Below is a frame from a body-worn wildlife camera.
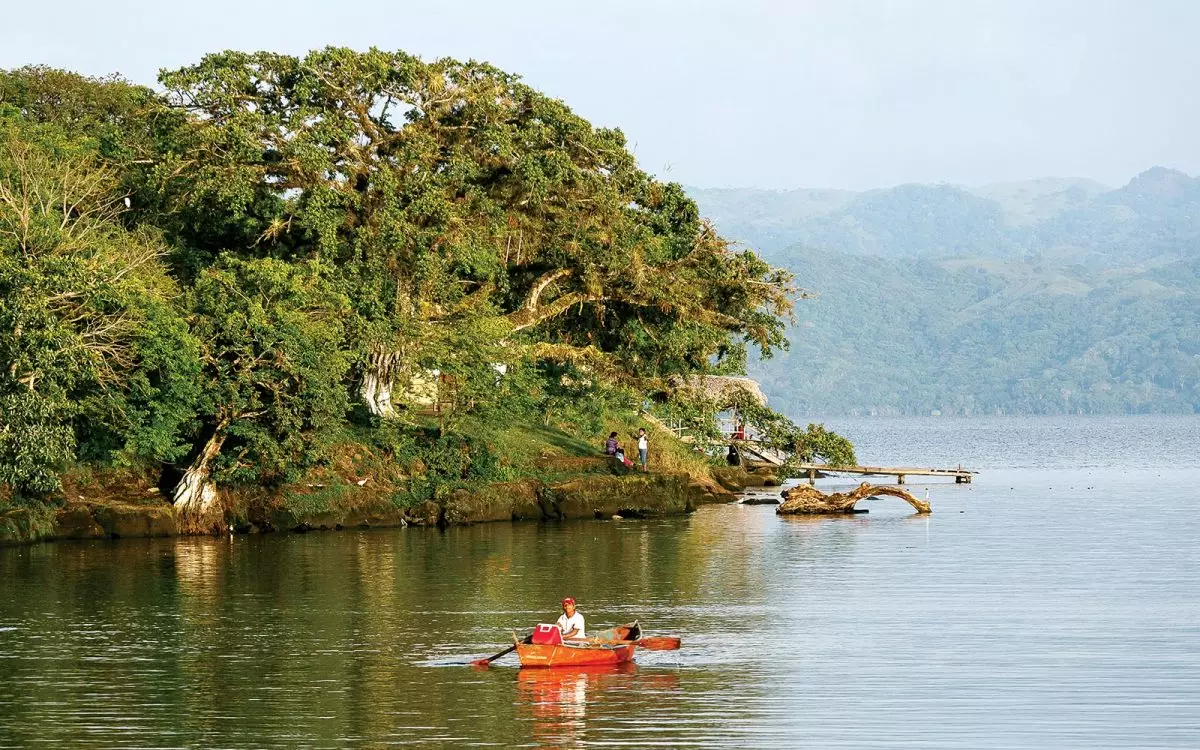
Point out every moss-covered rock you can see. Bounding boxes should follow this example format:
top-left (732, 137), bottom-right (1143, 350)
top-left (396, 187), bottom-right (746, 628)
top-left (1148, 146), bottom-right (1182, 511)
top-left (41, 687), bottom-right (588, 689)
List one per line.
top-left (549, 473), bottom-right (693, 519)
top-left (265, 502), bottom-right (410, 532)
top-left (1, 502), bottom-right (177, 544)
top-left (685, 477), bottom-right (737, 506)
top-left (52, 506), bottom-right (108, 540)
top-left (3, 460), bottom-right (731, 544)
top-left (753, 473), bottom-right (782, 487)
top-left (406, 500), bottom-right (443, 527)
top-left (91, 504), bottom-right (178, 538)
top-left (339, 506), bottom-right (409, 529)
top-left (444, 480), bottom-right (544, 524)
top-left (711, 466), bottom-right (750, 492)
top-left (1, 506), bottom-right (59, 544)
top-left (711, 466), bottom-right (782, 491)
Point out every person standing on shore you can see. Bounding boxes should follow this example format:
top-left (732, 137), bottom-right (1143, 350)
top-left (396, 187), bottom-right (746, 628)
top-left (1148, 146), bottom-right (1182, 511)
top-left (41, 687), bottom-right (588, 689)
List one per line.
top-left (637, 428), bottom-right (649, 472)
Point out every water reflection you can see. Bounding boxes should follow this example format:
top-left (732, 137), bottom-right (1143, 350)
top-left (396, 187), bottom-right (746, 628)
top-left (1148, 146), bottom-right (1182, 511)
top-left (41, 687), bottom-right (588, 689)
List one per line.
top-left (173, 536), bottom-right (225, 604)
top-left (515, 666), bottom-right (680, 749)
top-left (2, 418), bottom-right (1199, 747)
top-left (517, 666), bottom-right (617, 745)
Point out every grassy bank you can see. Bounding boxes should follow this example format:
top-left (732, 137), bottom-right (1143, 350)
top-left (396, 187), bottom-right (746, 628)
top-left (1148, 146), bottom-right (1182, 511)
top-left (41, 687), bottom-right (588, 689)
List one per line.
top-left (0, 414), bottom-right (747, 546)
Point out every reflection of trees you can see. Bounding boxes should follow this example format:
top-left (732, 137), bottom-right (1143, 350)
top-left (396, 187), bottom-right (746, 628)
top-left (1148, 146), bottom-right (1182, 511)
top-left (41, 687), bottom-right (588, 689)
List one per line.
top-left (0, 538), bottom-right (191, 745)
top-left (174, 537), bottom-right (225, 601)
top-left (675, 504), bottom-right (775, 604)
top-left (174, 537), bottom-right (230, 738)
top-left (2, 509), bottom-right (756, 745)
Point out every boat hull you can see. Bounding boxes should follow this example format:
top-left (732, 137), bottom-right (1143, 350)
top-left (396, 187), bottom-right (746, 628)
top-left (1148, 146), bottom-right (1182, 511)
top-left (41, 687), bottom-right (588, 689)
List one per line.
top-left (516, 642), bottom-right (637, 668)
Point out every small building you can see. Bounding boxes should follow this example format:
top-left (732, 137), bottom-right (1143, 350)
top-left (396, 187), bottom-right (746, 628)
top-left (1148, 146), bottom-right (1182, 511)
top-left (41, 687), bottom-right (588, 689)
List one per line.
top-left (661, 375), bottom-right (769, 442)
top-left (672, 375), bottom-right (768, 409)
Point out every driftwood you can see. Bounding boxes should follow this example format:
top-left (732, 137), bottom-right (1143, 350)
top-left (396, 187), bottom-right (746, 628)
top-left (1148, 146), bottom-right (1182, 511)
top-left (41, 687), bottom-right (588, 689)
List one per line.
top-left (777, 482), bottom-right (931, 515)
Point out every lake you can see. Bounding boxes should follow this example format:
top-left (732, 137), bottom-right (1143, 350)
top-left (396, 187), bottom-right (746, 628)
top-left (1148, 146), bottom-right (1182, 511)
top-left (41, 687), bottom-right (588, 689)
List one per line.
top-left (2, 416), bottom-right (1198, 748)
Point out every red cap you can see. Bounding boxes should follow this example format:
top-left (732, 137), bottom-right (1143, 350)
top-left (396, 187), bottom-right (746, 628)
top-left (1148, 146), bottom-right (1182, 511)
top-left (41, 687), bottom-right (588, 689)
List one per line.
top-left (562, 597), bottom-right (575, 606)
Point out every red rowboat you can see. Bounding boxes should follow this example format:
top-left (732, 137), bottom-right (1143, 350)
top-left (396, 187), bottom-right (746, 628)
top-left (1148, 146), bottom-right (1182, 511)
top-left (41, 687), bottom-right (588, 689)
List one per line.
top-left (515, 621), bottom-right (642, 669)
top-left (516, 640), bottom-right (637, 668)
top-left (471, 620), bottom-right (679, 669)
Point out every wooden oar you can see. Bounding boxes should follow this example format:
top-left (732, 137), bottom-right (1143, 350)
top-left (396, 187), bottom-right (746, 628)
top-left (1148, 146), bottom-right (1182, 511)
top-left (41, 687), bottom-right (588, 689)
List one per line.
top-left (586, 636), bottom-right (681, 650)
top-left (470, 630), bottom-right (526, 668)
top-left (635, 636), bottom-right (681, 651)
top-left (469, 643), bottom-right (517, 667)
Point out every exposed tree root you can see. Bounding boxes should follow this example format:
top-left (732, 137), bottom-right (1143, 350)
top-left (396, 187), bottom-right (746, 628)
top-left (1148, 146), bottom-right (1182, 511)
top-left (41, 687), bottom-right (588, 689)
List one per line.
top-left (777, 482), bottom-right (931, 515)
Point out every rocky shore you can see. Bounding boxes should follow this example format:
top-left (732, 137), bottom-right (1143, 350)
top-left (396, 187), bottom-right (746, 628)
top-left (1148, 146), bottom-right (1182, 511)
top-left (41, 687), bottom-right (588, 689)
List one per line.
top-left (0, 463), bottom-right (786, 546)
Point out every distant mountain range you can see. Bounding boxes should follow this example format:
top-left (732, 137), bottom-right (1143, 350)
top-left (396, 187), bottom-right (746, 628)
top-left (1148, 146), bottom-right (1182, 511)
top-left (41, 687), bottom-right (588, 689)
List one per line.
top-left (689, 168), bottom-right (1200, 416)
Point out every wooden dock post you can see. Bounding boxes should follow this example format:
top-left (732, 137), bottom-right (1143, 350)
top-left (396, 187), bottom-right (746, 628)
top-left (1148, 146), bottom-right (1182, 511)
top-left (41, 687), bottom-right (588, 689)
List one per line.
top-left (808, 467), bottom-right (817, 485)
top-left (897, 474), bottom-right (905, 484)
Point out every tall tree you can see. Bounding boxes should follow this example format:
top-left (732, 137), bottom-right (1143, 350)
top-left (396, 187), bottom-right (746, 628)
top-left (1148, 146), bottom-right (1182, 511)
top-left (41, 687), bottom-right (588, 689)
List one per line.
top-left (159, 48), bottom-right (795, 417)
top-left (173, 257), bottom-right (350, 525)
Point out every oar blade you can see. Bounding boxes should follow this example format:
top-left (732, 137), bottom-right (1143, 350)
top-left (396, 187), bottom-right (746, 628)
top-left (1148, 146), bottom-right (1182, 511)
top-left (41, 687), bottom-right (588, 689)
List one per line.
top-left (636, 636), bottom-right (682, 651)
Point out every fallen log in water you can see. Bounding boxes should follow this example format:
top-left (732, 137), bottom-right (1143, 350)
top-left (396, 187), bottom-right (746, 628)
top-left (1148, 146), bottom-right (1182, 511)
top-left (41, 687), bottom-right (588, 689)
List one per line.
top-left (777, 482), bottom-right (931, 516)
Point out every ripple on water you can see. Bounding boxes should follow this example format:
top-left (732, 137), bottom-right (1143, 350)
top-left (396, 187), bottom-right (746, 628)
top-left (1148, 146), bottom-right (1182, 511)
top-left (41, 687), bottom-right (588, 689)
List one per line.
top-left (1, 417), bottom-right (1198, 748)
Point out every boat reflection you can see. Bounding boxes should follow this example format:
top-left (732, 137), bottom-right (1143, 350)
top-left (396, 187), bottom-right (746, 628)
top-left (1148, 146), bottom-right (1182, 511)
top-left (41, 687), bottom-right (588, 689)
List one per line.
top-left (516, 664), bottom-right (655, 747)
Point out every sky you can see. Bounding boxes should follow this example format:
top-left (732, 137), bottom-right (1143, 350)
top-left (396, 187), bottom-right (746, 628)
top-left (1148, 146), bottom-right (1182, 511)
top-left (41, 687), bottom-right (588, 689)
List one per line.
top-left (3, 0), bottom-right (1198, 190)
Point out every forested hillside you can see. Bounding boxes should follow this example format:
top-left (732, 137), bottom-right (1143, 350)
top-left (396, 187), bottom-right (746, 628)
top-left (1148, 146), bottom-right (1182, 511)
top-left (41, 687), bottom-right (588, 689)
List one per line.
top-left (690, 170), bottom-right (1200, 416)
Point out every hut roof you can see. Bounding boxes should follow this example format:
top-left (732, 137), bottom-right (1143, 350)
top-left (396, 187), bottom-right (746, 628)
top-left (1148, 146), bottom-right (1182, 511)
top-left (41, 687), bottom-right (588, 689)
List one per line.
top-left (673, 375), bottom-right (768, 407)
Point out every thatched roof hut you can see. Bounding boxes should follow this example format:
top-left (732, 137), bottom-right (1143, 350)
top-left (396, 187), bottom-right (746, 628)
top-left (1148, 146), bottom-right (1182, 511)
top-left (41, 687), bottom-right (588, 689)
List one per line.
top-left (671, 375), bottom-right (768, 407)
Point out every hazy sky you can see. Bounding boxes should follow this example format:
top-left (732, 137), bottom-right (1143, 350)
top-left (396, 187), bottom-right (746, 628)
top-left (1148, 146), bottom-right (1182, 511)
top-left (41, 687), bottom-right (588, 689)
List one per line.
top-left (4, 0), bottom-right (1197, 190)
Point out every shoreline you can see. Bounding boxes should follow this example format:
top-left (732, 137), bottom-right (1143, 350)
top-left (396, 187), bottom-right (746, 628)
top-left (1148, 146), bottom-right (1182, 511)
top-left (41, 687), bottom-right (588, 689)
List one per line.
top-left (0, 466), bottom-right (782, 547)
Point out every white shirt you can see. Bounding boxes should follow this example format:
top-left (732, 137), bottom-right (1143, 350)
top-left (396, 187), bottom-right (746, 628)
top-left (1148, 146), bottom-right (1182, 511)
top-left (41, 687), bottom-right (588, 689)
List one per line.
top-left (556, 611), bottom-right (586, 639)
top-left (638, 435), bottom-right (648, 450)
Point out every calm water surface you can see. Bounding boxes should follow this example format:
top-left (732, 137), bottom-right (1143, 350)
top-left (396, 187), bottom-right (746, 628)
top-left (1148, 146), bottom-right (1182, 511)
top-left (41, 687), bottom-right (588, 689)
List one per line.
top-left (2, 416), bottom-right (1199, 748)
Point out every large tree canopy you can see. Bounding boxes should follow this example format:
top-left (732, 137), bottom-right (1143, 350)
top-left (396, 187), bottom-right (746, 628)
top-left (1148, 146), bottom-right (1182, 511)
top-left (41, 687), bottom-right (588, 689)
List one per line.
top-left (158, 48), bottom-right (795, 414)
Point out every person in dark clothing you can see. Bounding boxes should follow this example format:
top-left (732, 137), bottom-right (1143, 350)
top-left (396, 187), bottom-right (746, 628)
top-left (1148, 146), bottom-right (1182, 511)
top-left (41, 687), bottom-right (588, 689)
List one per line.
top-left (726, 444), bottom-right (741, 466)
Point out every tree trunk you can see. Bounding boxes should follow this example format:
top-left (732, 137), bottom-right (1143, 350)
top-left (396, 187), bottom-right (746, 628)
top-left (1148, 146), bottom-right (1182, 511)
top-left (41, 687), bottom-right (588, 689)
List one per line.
top-left (173, 423), bottom-right (228, 526)
top-left (361, 349), bottom-right (400, 418)
top-left (360, 370), bottom-right (396, 418)
top-left (777, 482), bottom-right (931, 515)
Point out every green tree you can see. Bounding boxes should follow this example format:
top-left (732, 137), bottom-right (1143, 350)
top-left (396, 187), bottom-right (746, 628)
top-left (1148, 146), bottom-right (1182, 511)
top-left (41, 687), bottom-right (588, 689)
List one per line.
top-left (0, 121), bottom-right (197, 495)
top-left (158, 48), bottom-right (795, 418)
top-left (173, 256), bottom-right (350, 526)
top-left (0, 65), bottom-right (191, 226)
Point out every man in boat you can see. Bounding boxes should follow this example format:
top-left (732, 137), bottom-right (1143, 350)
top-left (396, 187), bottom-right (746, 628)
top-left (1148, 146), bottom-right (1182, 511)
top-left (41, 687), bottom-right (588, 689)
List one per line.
top-left (556, 597), bottom-right (586, 640)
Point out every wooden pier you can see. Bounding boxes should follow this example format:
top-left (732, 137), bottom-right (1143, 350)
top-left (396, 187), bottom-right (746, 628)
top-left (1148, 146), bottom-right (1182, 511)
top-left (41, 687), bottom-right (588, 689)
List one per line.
top-left (793, 463), bottom-right (976, 485)
top-left (642, 412), bottom-right (977, 485)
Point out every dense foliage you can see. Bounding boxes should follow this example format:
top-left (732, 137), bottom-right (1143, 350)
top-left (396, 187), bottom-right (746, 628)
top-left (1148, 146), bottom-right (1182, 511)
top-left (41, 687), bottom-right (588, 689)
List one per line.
top-left (0, 55), bottom-right (837, 517)
top-left (691, 175), bottom-right (1200, 416)
top-left (0, 117), bottom-right (196, 492)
